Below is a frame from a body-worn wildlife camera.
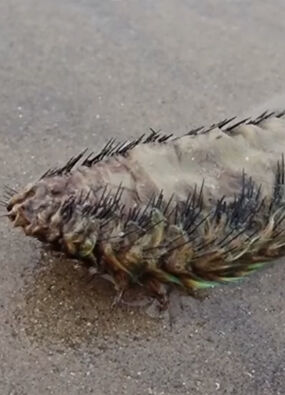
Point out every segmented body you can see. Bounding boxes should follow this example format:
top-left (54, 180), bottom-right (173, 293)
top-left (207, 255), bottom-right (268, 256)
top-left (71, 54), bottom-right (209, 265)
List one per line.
top-left (5, 111), bottom-right (285, 307)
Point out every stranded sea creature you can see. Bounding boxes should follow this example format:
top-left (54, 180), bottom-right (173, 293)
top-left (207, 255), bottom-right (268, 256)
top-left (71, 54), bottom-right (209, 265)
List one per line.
top-left (4, 110), bottom-right (285, 308)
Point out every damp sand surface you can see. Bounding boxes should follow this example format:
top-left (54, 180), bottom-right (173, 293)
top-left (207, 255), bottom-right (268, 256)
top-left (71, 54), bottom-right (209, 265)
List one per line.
top-left (0, 0), bottom-right (285, 394)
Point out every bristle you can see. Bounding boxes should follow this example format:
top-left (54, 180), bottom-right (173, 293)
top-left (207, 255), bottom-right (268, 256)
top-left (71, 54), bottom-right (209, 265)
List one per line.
top-left (4, 185), bottom-right (18, 196)
top-left (187, 126), bottom-right (204, 136)
top-left (41, 149), bottom-right (88, 179)
top-left (225, 117), bottom-right (251, 132)
top-left (81, 129), bottom-right (173, 169)
top-left (276, 110), bottom-right (285, 118)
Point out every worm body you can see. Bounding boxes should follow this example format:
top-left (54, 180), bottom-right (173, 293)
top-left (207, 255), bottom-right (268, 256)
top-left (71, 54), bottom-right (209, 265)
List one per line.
top-left (5, 111), bottom-right (285, 308)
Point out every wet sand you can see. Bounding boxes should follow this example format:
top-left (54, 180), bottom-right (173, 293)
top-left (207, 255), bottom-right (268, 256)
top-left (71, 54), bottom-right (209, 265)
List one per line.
top-left (0, 1), bottom-right (284, 394)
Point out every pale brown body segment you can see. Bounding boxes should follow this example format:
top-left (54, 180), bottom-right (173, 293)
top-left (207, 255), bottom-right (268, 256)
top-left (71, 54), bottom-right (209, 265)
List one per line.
top-left (5, 111), bottom-right (285, 308)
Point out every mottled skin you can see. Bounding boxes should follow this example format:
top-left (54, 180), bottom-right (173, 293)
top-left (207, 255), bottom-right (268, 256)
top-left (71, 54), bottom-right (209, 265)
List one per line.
top-left (5, 112), bottom-right (285, 307)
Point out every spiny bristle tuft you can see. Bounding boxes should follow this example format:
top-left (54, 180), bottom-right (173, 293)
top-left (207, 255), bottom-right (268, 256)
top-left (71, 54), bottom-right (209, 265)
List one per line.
top-left (37, 110), bottom-right (285, 181)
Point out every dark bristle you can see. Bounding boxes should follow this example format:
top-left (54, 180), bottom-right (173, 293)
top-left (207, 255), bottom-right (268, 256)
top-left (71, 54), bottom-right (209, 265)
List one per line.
top-left (164, 216), bottom-right (210, 254)
top-left (163, 194), bottom-right (174, 216)
top-left (40, 168), bottom-right (52, 179)
top-left (272, 154), bottom-right (285, 207)
top-left (2, 191), bottom-right (13, 200)
top-left (218, 117), bottom-right (237, 129)
top-left (82, 139), bottom-right (112, 167)
top-left (201, 123), bottom-right (217, 135)
top-left (136, 194), bottom-right (156, 226)
top-left (187, 126), bottom-right (204, 136)
top-left (82, 129), bottom-right (173, 168)
top-left (248, 111), bottom-right (268, 125)
top-left (60, 195), bottom-right (76, 223)
top-left (4, 185), bottom-right (17, 194)
top-left (225, 117), bottom-right (251, 132)
top-left (3, 186), bottom-right (17, 201)
top-left (145, 128), bottom-right (159, 143)
top-left (41, 149), bottom-right (88, 179)
top-left (276, 110), bottom-right (285, 118)
top-left (257, 111), bottom-right (275, 122)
